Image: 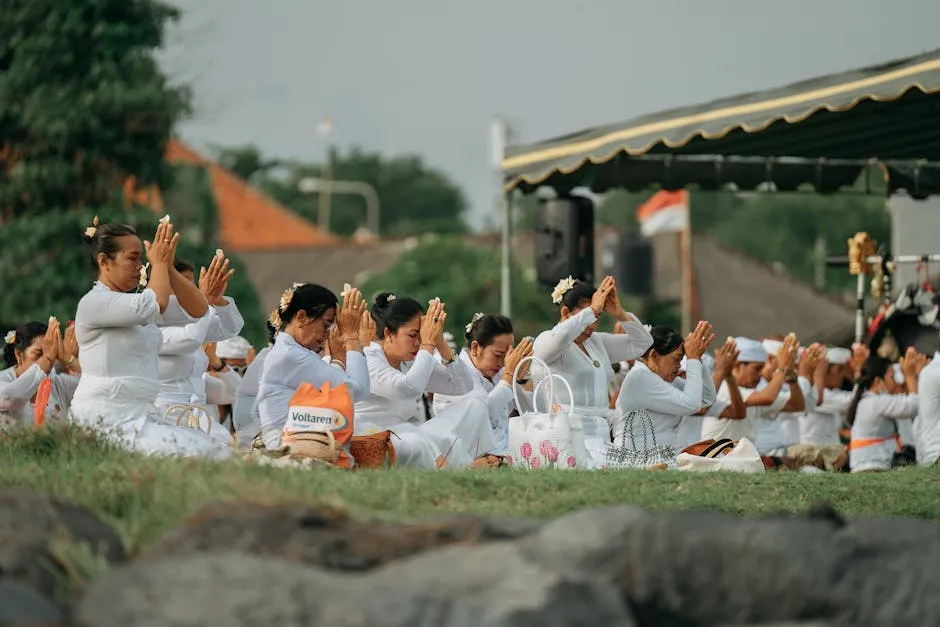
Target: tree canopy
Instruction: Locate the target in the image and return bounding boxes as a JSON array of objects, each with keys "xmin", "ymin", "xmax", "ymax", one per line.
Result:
[
  {"xmin": 0, "ymin": 0, "xmax": 190, "ymax": 216},
  {"xmin": 212, "ymin": 144, "xmax": 470, "ymax": 237}
]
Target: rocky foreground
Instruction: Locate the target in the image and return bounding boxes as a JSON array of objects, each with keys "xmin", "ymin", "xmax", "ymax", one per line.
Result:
[{"xmin": 0, "ymin": 488, "xmax": 937, "ymax": 626}]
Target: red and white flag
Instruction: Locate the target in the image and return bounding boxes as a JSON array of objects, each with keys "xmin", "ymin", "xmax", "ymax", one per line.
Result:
[{"xmin": 636, "ymin": 190, "xmax": 689, "ymax": 237}]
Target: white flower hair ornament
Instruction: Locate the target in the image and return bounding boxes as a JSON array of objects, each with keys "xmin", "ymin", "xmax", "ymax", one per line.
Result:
[
  {"xmin": 4, "ymin": 330, "xmax": 15, "ymax": 345},
  {"xmin": 643, "ymin": 324, "xmax": 653, "ymax": 332},
  {"xmin": 465, "ymin": 312, "xmax": 485, "ymax": 334},
  {"xmin": 551, "ymin": 276, "xmax": 576, "ymax": 305},
  {"xmin": 84, "ymin": 215, "xmax": 99, "ymax": 239},
  {"xmin": 271, "ymin": 283, "xmax": 305, "ymax": 329},
  {"xmin": 386, "ymin": 294, "xmax": 397, "ymax": 302}
]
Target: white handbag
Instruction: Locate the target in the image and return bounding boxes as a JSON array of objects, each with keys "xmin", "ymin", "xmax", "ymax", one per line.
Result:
[
  {"xmin": 676, "ymin": 437, "xmax": 765, "ymax": 473},
  {"xmin": 508, "ymin": 357, "xmax": 581, "ymax": 470},
  {"xmin": 532, "ymin": 374, "xmax": 587, "ymax": 467}
]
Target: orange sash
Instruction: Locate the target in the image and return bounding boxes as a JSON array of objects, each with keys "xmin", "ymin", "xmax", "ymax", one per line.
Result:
[
  {"xmin": 33, "ymin": 378, "xmax": 53, "ymax": 426},
  {"xmin": 848, "ymin": 435, "xmax": 901, "ymax": 452}
]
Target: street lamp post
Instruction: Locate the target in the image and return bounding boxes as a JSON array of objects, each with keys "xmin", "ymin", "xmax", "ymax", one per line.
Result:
[{"xmin": 297, "ymin": 177, "xmax": 381, "ymax": 235}]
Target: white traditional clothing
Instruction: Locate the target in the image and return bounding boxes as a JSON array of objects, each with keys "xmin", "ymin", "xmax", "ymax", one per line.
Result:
[
  {"xmin": 531, "ymin": 308, "xmax": 653, "ymax": 468},
  {"xmin": 800, "ymin": 387, "xmax": 852, "ymax": 445},
  {"xmin": 916, "ymin": 353, "xmax": 940, "ymax": 464},
  {"xmin": 69, "ymin": 283, "xmax": 232, "ymax": 459},
  {"xmin": 615, "ymin": 359, "xmax": 716, "ymax": 450},
  {"xmin": 257, "ymin": 333, "xmax": 369, "ymax": 450},
  {"xmin": 232, "ymin": 347, "xmax": 270, "ymax": 449},
  {"xmin": 432, "ymin": 350, "xmax": 533, "ymax": 454},
  {"xmin": 754, "ymin": 378, "xmax": 814, "ymax": 456},
  {"xmin": 355, "ymin": 344, "xmax": 493, "ymax": 468},
  {"xmin": 0, "ymin": 366, "xmax": 79, "ymax": 425},
  {"xmin": 702, "ymin": 382, "xmax": 788, "ymax": 442},
  {"xmin": 155, "ymin": 296, "xmax": 244, "ymax": 442},
  {"xmin": 849, "ymin": 391, "xmax": 918, "ymax": 472}
]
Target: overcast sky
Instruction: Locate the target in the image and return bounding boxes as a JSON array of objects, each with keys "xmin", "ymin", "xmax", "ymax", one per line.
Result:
[{"xmin": 160, "ymin": 0, "xmax": 940, "ymax": 226}]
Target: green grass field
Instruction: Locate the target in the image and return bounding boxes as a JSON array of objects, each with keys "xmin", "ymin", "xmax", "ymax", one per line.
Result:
[{"xmin": 3, "ymin": 425, "xmax": 940, "ymax": 554}]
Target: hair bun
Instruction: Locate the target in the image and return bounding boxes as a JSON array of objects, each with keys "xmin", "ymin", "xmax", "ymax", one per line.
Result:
[{"xmin": 375, "ymin": 292, "xmax": 397, "ymax": 308}]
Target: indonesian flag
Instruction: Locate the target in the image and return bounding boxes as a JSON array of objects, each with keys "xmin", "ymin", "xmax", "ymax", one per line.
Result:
[{"xmin": 637, "ymin": 190, "xmax": 689, "ymax": 237}]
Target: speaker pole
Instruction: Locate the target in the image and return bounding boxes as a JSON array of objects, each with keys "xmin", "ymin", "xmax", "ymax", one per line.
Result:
[
  {"xmin": 679, "ymin": 199, "xmax": 693, "ymax": 335},
  {"xmin": 493, "ymin": 117, "xmax": 511, "ymax": 317}
]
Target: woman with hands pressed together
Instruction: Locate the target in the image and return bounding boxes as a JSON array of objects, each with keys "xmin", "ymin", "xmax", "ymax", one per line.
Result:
[
  {"xmin": 848, "ymin": 348, "xmax": 926, "ymax": 472},
  {"xmin": 257, "ymin": 283, "xmax": 370, "ymax": 449},
  {"xmin": 0, "ymin": 318, "xmax": 81, "ymax": 426},
  {"xmin": 532, "ymin": 275, "xmax": 654, "ymax": 468},
  {"xmin": 354, "ymin": 294, "xmax": 497, "ymax": 468},
  {"xmin": 70, "ymin": 217, "xmax": 231, "ymax": 459},
  {"xmin": 616, "ymin": 321, "xmax": 717, "ymax": 451},
  {"xmin": 434, "ymin": 314, "xmax": 535, "ymax": 455}
]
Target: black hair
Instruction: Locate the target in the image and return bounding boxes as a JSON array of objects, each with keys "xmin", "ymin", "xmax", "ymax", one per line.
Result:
[
  {"xmin": 265, "ymin": 321, "xmax": 278, "ymax": 345},
  {"xmin": 846, "ymin": 356, "xmax": 890, "ymax": 426},
  {"xmin": 558, "ymin": 279, "xmax": 595, "ymax": 311},
  {"xmin": 372, "ymin": 292, "xmax": 423, "ymax": 339},
  {"xmin": 643, "ymin": 326, "xmax": 684, "ymax": 358},
  {"xmin": 270, "ymin": 283, "xmax": 337, "ymax": 330},
  {"xmin": 465, "ymin": 314, "xmax": 513, "ymax": 348},
  {"xmin": 174, "ymin": 258, "xmax": 194, "ymax": 274},
  {"xmin": 81, "ymin": 220, "xmax": 139, "ymax": 271},
  {"xmin": 4, "ymin": 321, "xmax": 47, "ymax": 369}
]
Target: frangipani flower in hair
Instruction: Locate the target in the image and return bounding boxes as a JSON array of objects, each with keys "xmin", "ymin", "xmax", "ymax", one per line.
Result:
[
  {"xmin": 465, "ymin": 312, "xmax": 485, "ymax": 334},
  {"xmin": 551, "ymin": 276, "xmax": 576, "ymax": 304},
  {"xmin": 4, "ymin": 330, "xmax": 15, "ymax": 345},
  {"xmin": 84, "ymin": 215, "xmax": 99, "ymax": 239}
]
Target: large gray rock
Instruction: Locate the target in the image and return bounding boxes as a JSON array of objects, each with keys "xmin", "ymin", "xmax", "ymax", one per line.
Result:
[
  {"xmin": 78, "ymin": 546, "xmax": 635, "ymax": 627},
  {"xmin": 355, "ymin": 543, "xmax": 634, "ymax": 626},
  {"xmin": 0, "ymin": 581, "xmax": 63, "ymax": 623},
  {"xmin": 0, "ymin": 489, "xmax": 125, "ymax": 602},
  {"xmin": 77, "ymin": 552, "xmax": 343, "ymax": 627},
  {"xmin": 521, "ymin": 506, "xmax": 940, "ymax": 626},
  {"xmin": 142, "ymin": 502, "xmax": 540, "ymax": 572}
]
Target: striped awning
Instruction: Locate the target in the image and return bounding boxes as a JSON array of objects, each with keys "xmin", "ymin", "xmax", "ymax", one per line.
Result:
[{"xmin": 503, "ymin": 48, "xmax": 940, "ymax": 195}]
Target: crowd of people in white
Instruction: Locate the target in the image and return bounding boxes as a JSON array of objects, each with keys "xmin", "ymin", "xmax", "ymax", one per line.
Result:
[{"xmin": 2, "ymin": 215, "xmax": 940, "ymax": 473}]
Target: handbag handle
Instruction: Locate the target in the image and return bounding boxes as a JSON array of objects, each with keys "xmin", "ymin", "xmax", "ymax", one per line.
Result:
[
  {"xmin": 532, "ymin": 374, "xmax": 575, "ymax": 418},
  {"xmin": 513, "ymin": 355, "xmax": 570, "ymax": 417}
]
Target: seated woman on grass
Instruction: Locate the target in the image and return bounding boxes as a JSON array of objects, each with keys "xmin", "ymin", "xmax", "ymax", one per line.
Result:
[
  {"xmin": 354, "ymin": 293, "xmax": 498, "ymax": 469},
  {"xmin": 433, "ymin": 313, "xmax": 534, "ymax": 455},
  {"xmin": 0, "ymin": 319, "xmax": 81, "ymax": 427},
  {"xmin": 847, "ymin": 350, "xmax": 925, "ymax": 473},
  {"xmin": 256, "ymin": 283, "xmax": 370, "ymax": 450},
  {"xmin": 69, "ymin": 216, "xmax": 232, "ymax": 459}
]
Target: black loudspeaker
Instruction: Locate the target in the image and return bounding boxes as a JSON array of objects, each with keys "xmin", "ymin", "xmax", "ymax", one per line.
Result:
[
  {"xmin": 614, "ymin": 236, "xmax": 653, "ymax": 296},
  {"xmin": 534, "ymin": 196, "xmax": 594, "ymax": 287}
]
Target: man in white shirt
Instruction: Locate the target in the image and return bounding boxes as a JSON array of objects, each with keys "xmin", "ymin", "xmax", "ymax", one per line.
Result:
[
  {"xmin": 701, "ymin": 337, "xmax": 793, "ymax": 442},
  {"xmin": 916, "ymin": 345, "xmax": 940, "ymax": 465}
]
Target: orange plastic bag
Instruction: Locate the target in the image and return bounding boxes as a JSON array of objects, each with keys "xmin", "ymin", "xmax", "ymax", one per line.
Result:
[{"xmin": 282, "ymin": 381, "xmax": 354, "ymax": 468}]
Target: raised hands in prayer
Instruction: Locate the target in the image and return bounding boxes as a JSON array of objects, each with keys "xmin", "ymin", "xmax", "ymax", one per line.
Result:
[
  {"xmin": 199, "ymin": 253, "xmax": 235, "ymax": 306},
  {"xmin": 336, "ymin": 287, "xmax": 364, "ymax": 354},
  {"xmin": 776, "ymin": 334, "xmax": 800, "ymax": 373},
  {"xmin": 684, "ymin": 321, "xmax": 715, "ymax": 360},
  {"xmin": 590, "ymin": 276, "xmax": 616, "ymax": 317},
  {"xmin": 502, "ymin": 336, "xmax": 534, "ymax": 384},
  {"xmin": 900, "ymin": 347, "xmax": 928, "ymax": 380},
  {"xmin": 144, "ymin": 220, "xmax": 179, "ymax": 267},
  {"xmin": 358, "ymin": 308, "xmax": 376, "ymax": 347},
  {"xmin": 62, "ymin": 322, "xmax": 80, "ymax": 374},
  {"xmin": 602, "ymin": 277, "xmax": 630, "ymax": 321},
  {"xmin": 421, "ymin": 299, "xmax": 446, "ymax": 349},
  {"xmin": 798, "ymin": 343, "xmax": 826, "ymax": 378},
  {"xmin": 713, "ymin": 337, "xmax": 739, "ymax": 380}
]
